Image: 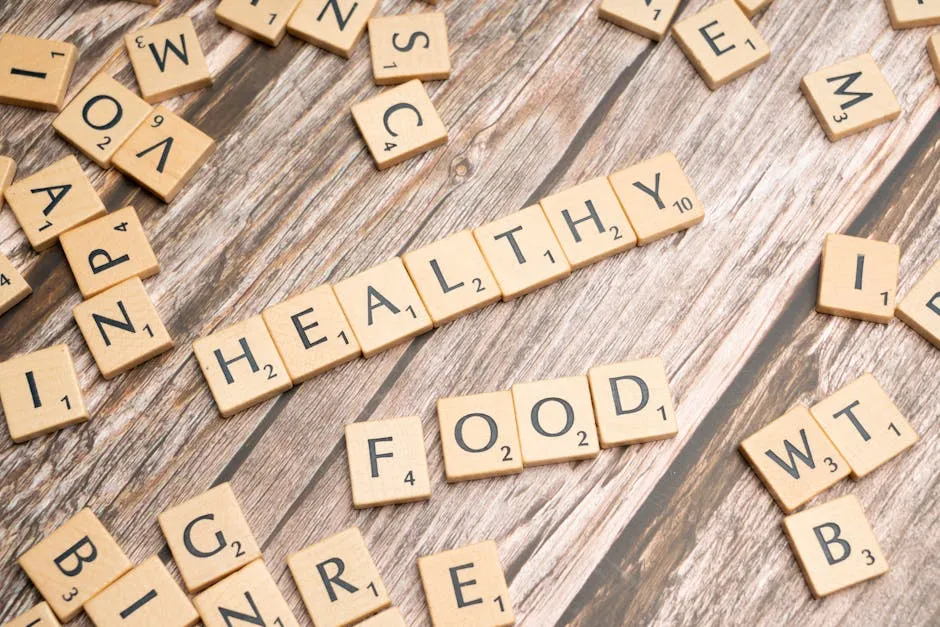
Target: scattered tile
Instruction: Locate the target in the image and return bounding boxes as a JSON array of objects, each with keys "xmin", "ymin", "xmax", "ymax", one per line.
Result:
[
  {"xmin": 930, "ymin": 34, "xmax": 940, "ymax": 83},
  {"xmin": 735, "ymin": 0, "xmax": 773, "ymax": 18},
  {"xmin": 0, "ymin": 252, "xmax": 31, "ymax": 317},
  {"xmin": 885, "ymin": 0, "xmax": 940, "ymax": 28},
  {"xmin": 0, "ymin": 34, "xmax": 77, "ymax": 111},
  {"xmin": 4, "ymin": 602, "xmax": 61, "ymax": 627},
  {"xmin": 193, "ymin": 560, "xmax": 300, "ymax": 627},
  {"xmin": 895, "ymin": 258, "xmax": 940, "ymax": 348},
  {"xmin": 511, "ymin": 376, "xmax": 600, "ymax": 466},
  {"xmin": 0, "ymin": 154, "xmax": 17, "ymax": 197},
  {"xmin": 357, "ymin": 607, "xmax": 407, "ymax": 627},
  {"xmin": 369, "ymin": 12, "xmax": 451, "ymax": 85},
  {"xmin": 816, "ymin": 233, "xmax": 900, "ymax": 323},
  {"xmin": 437, "ymin": 390, "xmax": 523, "ymax": 482},
  {"xmin": 598, "ymin": 0, "xmax": 682, "ymax": 42},
  {"xmin": 216, "ymin": 0, "xmax": 304, "ymax": 46},
  {"xmin": 124, "ymin": 16, "xmax": 213, "ymax": 103},
  {"xmin": 288, "ymin": 0, "xmax": 380, "ymax": 58},
  {"xmin": 345, "ymin": 415, "xmax": 431, "ymax": 508}
]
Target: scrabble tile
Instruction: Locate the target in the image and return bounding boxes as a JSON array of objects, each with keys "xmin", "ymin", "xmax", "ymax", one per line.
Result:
[
  {"xmin": 262, "ymin": 284, "xmax": 361, "ymax": 383},
  {"xmin": 157, "ymin": 483, "xmax": 262, "ymax": 593},
  {"xmin": 357, "ymin": 607, "xmax": 406, "ymax": 627},
  {"xmin": 288, "ymin": 0, "xmax": 380, "ymax": 58},
  {"xmin": 539, "ymin": 176, "xmax": 637, "ymax": 269},
  {"xmin": 473, "ymin": 205, "xmax": 571, "ymax": 300},
  {"xmin": 402, "ymin": 230, "xmax": 501, "ymax": 326},
  {"xmin": 351, "ymin": 80, "xmax": 448, "ymax": 170},
  {"xmin": 4, "ymin": 155, "xmax": 106, "ymax": 251},
  {"xmin": 885, "ymin": 0, "xmax": 940, "ymax": 28},
  {"xmin": 782, "ymin": 494, "xmax": 888, "ymax": 598},
  {"xmin": 0, "ymin": 154, "xmax": 16, "ymax": 198},
  {"xmin": 345, "ymin": 415, "xmax": 431, "ymax": 508},
  {"xmin": 0, "ymin": 35, "xmax": 77, "ymax": 111},
  {"xmin": 437, "ymin": 390, "xmax": 523, "ymax": 482},
  {"xmin": 59, "ymin": 206, "xmax": 159, "ymax": 298},
  {"xmin": 83, "ymin": 555, "xmax": 199, "ymax": 627},
  {"xmin": 734, "ymin": 0, "xmax": 773, "ymax": 18},
  {"xmin": 369, "ymin": 12, "xmax": 451, "ymax": 85},
  {"xmin": 896, "ymin": 259, "xmax": 940, "ymax": 347},
  {"xmin": 287, "ymin": 527, "xmax": 391, "ymax": 627},
  {"xmin": 810, "ymin": 373, "xmax": 919, "ymax": 479},
  {"xmin": 607, "ymin": 152, "xmax": 703, "ymax": 246},
  {"xmin": 672, "ymin": 0, "xmax": 770, "ymax": 90},
  {"xmin": 816, "ymin": 233, "xmax": 900, "ymax": 323},
  {"xmin": 587, "ymin": 357, "xmax": 678, "ymax": 448},
  {"xmin": 0, "ymin": 345, "xmax": 88, "ymax": 443},
  {"xmin": 801, "ymin": 55, "xmax": 900, "ymax": 142},
  {"xmin": 598, "ymin": 0, "xmax": 682, "ymax": 42},
  {"xmin": 0, "ymin": 252, "xmax": 31, "ymax": 316},
  {"xmin": 124, "ymin": 17, "xmax": 212, "ymax": 103},
  {"xmin": 511, "ymin": 376, "xmax": 600, "ymax": 466},
  {"xmin": 216, "ymin": 0, "xmax": 303, "ymax": 46},
  {"xmin": 18, "ymin": 509, "xmax": 132, "ymax": 621},
  {"xmin": 739, "ymin": 406, "xmax": 850, "ymax": 513},
  {"xmin": 73, "ymin": 278, "xmax": 173, "ymax": 380},
  {"xmin": 418, "ymin": 541, "xmax": 513, "ymax": 627},
  {"xmin": 112, "ymin": 106, "xmax": 216, "ymax": 202},
  {"xmin": 334, "ymin": 257, "xmax": 433, "ymax": 358},
  {"xmin": 930, "ymin": 34, "xmax": 940, "ymax": 84},
  {"xmin": 52, "ymin": 74, "xmax": 153, "ymax": 169},
  {"xmin": 4, "ymin": 602, "xmax": 61, "ymax": 627},
  {"xmin": 193, "ymin": 560, "xmax": 299, "ymax": 627}
]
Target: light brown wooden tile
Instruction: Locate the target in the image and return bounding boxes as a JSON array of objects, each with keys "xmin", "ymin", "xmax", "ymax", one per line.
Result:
[
  {"xmin": 739, "ymin": 406, "xmax": 850, "ymax": 514},
  {"xmin": 0, "ymin": 34, "xmax": 77, "ymax": 111},
  {"xmin": 4, "ymin": 155, "xmax": 106, "ymax": 251},
  {"xmin": 0, "ymin": 252, "xmax": 31, "ymax": 317},
  {"xmin": 402, "ymin": 230, "xmax": 501, "ymax": 326},
  {"xmin": 18, "ymin": 509, "xmax": 132, "ymax": 621},
  {"xmin": 157, "ymin": 483, "xmax": 262, "ymax": 593},
  {"xmin": 288, "ymin": 0, "xmax": 380, "ymax": 58},
  {"xmin": 598, "ymin": 0, "xmax": 681, "ymax": 42},
  {"xmin": 437, "ymin": 390, "xmax": 523, "ymax": 482},
  {"xmin": 112, "ymin": 106, "xmax": 216, "ymax": 203},
  {"xmin": 59, "ymin": 206, "xmax": 159, "ymax": 298},
  {"xmin": 216, "ymin": 0, "xmax": 303, "ymax": 46},
  {"xmin": 345, "ymin": 415, "xmax": 431, "ymax": 508},
  {"xmin": 351, "ymin": 79, "xmax": 448, "ymax": 169},
  {"xmin": 782, "ymin": 494, "xmax": 888, "ymax": 598},
  {"xmin": 418, "ymin": 541, "xmax": 513, "ymax": 627},
  {"xmin": 607, "ymin": 152, "xmax": 704, "ymax": 245},
  {"xmin": 4, "ymin": 602, "xmax": 61, "ymax": 627},
  {"xmin": 734, "ymin": 0, "xmax": 773, "ymax": 17},
  {"xmin": 885, "ymin": 0, "xmax": 940, "ymax": 28},
  {"xmin": 800, "ymin": 54, "xmax": 900, "ymax": 142},
  {"xmin": 262, "ymin": 284, "xmax": 361, "ymax": 383},
  {"xmin": 73, "ymin": 277, "xmax": 173, "ymax": 380},
  {"xmin": 124, "ymin": 16, "xmax": 212, "ymax": 103},
  {"xmin": 810, "ymin": 373, "xmax": 919, "ymax": 479},
  {"xmin": 193, "ymin": 560, "xmax": 299, "ymax": 627},
  {"xmin": 357, "ymin": 607, "xmax": 406, "ymax": 627},
  {"xmin": 930, "ymin": 34, "xmax": 940, "ymax": 84},
  {"xmin": 816, "ymin": 233, "xmax": 900, "ymax": 323},
  {"xmin": 511, "ymin": 375, "xmax": 599, "ymax": 466},
  {"xmin": 287, "ymin": 527, "xmax": 391, "ymax": 627},
  {"xmin": 83, "ymin": 555, "xmax": 199, "ymax": 627},
  {"xmin": 672, "ymin": 0, "xmax": 770, "ymax": 90},
  {"xmin": 588, "ymin": 356, "xmax": 678, "ymax": 448},
  {"xmin": 540, "ymin": 176, "xmax": 636, "ymax": 269},
  {"xmin": 334, "ymin": 257, "xmax": 433, "ymax": 358},
  {"xmin": 0, "ymin": 344, "xmax": 88, "ymax": 443},
  {"xmin": 369, "ymin": 12, "xmax": 450, "ymax": 85},
  {"xmin": 896, "ymin": 258, "xmax": 940, "ymax": 347},
  {"xmin": 52, "ymin": 74, "xmax": 153, "ymax": 168},
  {"xmin": 473, "ymin": 205, "xmax": 571, "ymax": 300},
  {"xmin": 0, "ymin": 154, "xmax": 16, "ymax": 198}
]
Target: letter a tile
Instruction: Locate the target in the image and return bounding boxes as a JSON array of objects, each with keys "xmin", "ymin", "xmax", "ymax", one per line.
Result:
[
  {"xmin": 193, "ymin": 560, "xmax": 300, "ymax": 627},
  {"xmin": 216, "ymin": 0, "xmax": 304, "ymax": 46},
  {"xmin": 0, "ymin": 34, "xmax": 77, "ymax": 111},
  {"xmin": 896, "ymin": 259, "xmax": 940, "ymax": 348},
  {"xmin": 816, "ymin": 233, "xmax": 899, "ymax": 323},
  {"xmin": 511, "ymin": 376, "xmax": 600, "ymax": 466},
  {"xmin": 5, "ymin": 602, "xmax": 61, "ymax": 627},
  {"xmin": 288, "ymin": 0, "xmax": 380, "ymax": 58},
  {"xmin": 345, "ymin": 415, "xmax": 431, "ymax": 508},
  {"xmin": 437, "ymin": 390, "xmax": 523, "ymax": 482},
  {"xmin": 0, "ymin": 252, "xmax": 31, "ymax": 317},
  {"xmin": 124, "ymin": 16, "xmax": 213, "ymax": 103},
  {"xmin": 598, "ymin": 0, "xmax": 682, "ymax": 42},
  {"xmin": 588, "ymin": 357, "xmax": 678, "ymax": 447}
]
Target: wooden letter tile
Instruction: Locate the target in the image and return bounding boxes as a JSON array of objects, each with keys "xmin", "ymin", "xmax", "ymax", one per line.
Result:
[
  {"xmin": 809, "ymin": 373, "xmax": 918, "ymax": 479},
  {"xmin": 124, "ymin": 17, "xmax": 213, "ymax": 103},
  {"xmin": 739, "ymin": 406, "xmax": 850, "ymax": 513},
  {"xmin": 83, "ymin": 555, "xmax": 199, "ymax": 627},
  {"xmin": 607, "ymin": 152, "xmax": 704, "ymax": 245},
  {"xmin": 345, "ymin": 415, "xmax": 431, "ymax": 508},
  {"xmin": 418, "ymin": 541, "xmax": 513, "ymax": 627},
  {"xmin": 0, "ymin": 34, "xmax": 77, "ymax": 111},
  {"xmin": 18, "ymin": 509, "xmax": 132, "ymax": 621},
  {"xmin": 0, "ymin": 345, "xmax": 88, "ymax": 443},
  {"xmin": 52, "ymin": 74, "xmax": 153, "ymax": 168},
  {"xmin": 288, "ymin": 0, "xmax": 380, "ymax": 58},
  {"xmin": 896, "ymin": 258, "xmax": 939, "ymax": 347},
  {"xmin": 357, "ymin": 607, "xmax": 406, "ymax": 627},
  {"xmin": 540, "ymin": 176, "xmax": 637, "ymax": 269},
  {"xmin": 60, "ymin": 206, "xmax": 159, "ymax": 298},
  {"xmin": 157, "ymin": 483, "xmax": 262, "ymax": 593},
  {"xmin": 4, "ymin": 155, "xmax": 106, "ymax": 251},
  {"xmin": 930, "ymin": 34, "xmax": 940, "ymax": 84},
  {"xmin": 816, "ymin": 233, "xmax": 900, "ymax": 323},
  {"xmin": 0, "ymin": 154, "xmax": 16, "ymax": 197},
  {"xmin": 734, "ymin": 0, "xmax": 773, "ymax": 18},
  {"xmin": 473, "ymin": 205, "xmax": 571, "ymax": 300},
  {"xmin": 885, "ymin": 0, "xmax": 940, "ymax": 28},
  {"xmin": 193, "ymin": 560, "xmax": 299, "ymax": 627},
  {"xmin": 598, "ymin": 0, "xmax": 681, "ymax": 42},
  {"xmin": 672, "ymin": 0, "xmax": 770, "ymax": 90},
  {"xmin": 511, "ymin": 376, "xmax": 600, "ymax": 466},
  {"xmin": 801, "ymin": 54, "xmax": 900, "ymax": 141},
  {"xmin": 369, "ymin": 12, "xmax": 451, "ymax": 85},
  {"xmin": 588, "ymin": 356, "xmax": 678, "ymax": 448},
  {"xmin": 262, "ymin": 284, "xmax": 361, "ymax": 383},
  {"xmin": 0, "ymin": 252, "xmax": 31, "ymax": 316},
  {"xmin": 782, "ymin": 494, "xmax": 888, "ymax": 598},
  {"xmin": 402, "ymin": 230, "xmax": 501, "ymax": 326},
  {"xmin": 5, "ymin": 602, "xmax": 61, "ymax": 627},
  {"xmin": 216, "ymin": 0, "xmax": 304, "ymax": 46},
  {"xmin": 334, "ymin": 257, "xmax": 433, "ymax": 358},
  {"xmin": 112, "ymin": 106, "xmax": 216, "ymax": 202},
  {"xmin": 287, "ymin": 527, "xmax": 391, "ymax": 627},
  {"xmin": 437, "ymin": 390, "xmax": 523, "ymax": 482}
]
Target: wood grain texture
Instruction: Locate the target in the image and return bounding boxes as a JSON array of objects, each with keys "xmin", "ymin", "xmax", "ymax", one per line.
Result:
[{"xmin": 1, "ymin": 0, "xmax": 937, "ymax": 625}]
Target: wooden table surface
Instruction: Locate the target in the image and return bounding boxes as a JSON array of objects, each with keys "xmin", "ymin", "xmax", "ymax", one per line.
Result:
[{"xmin": 1, "ymin": 0, "xmax": 938, "ymax": 624}]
